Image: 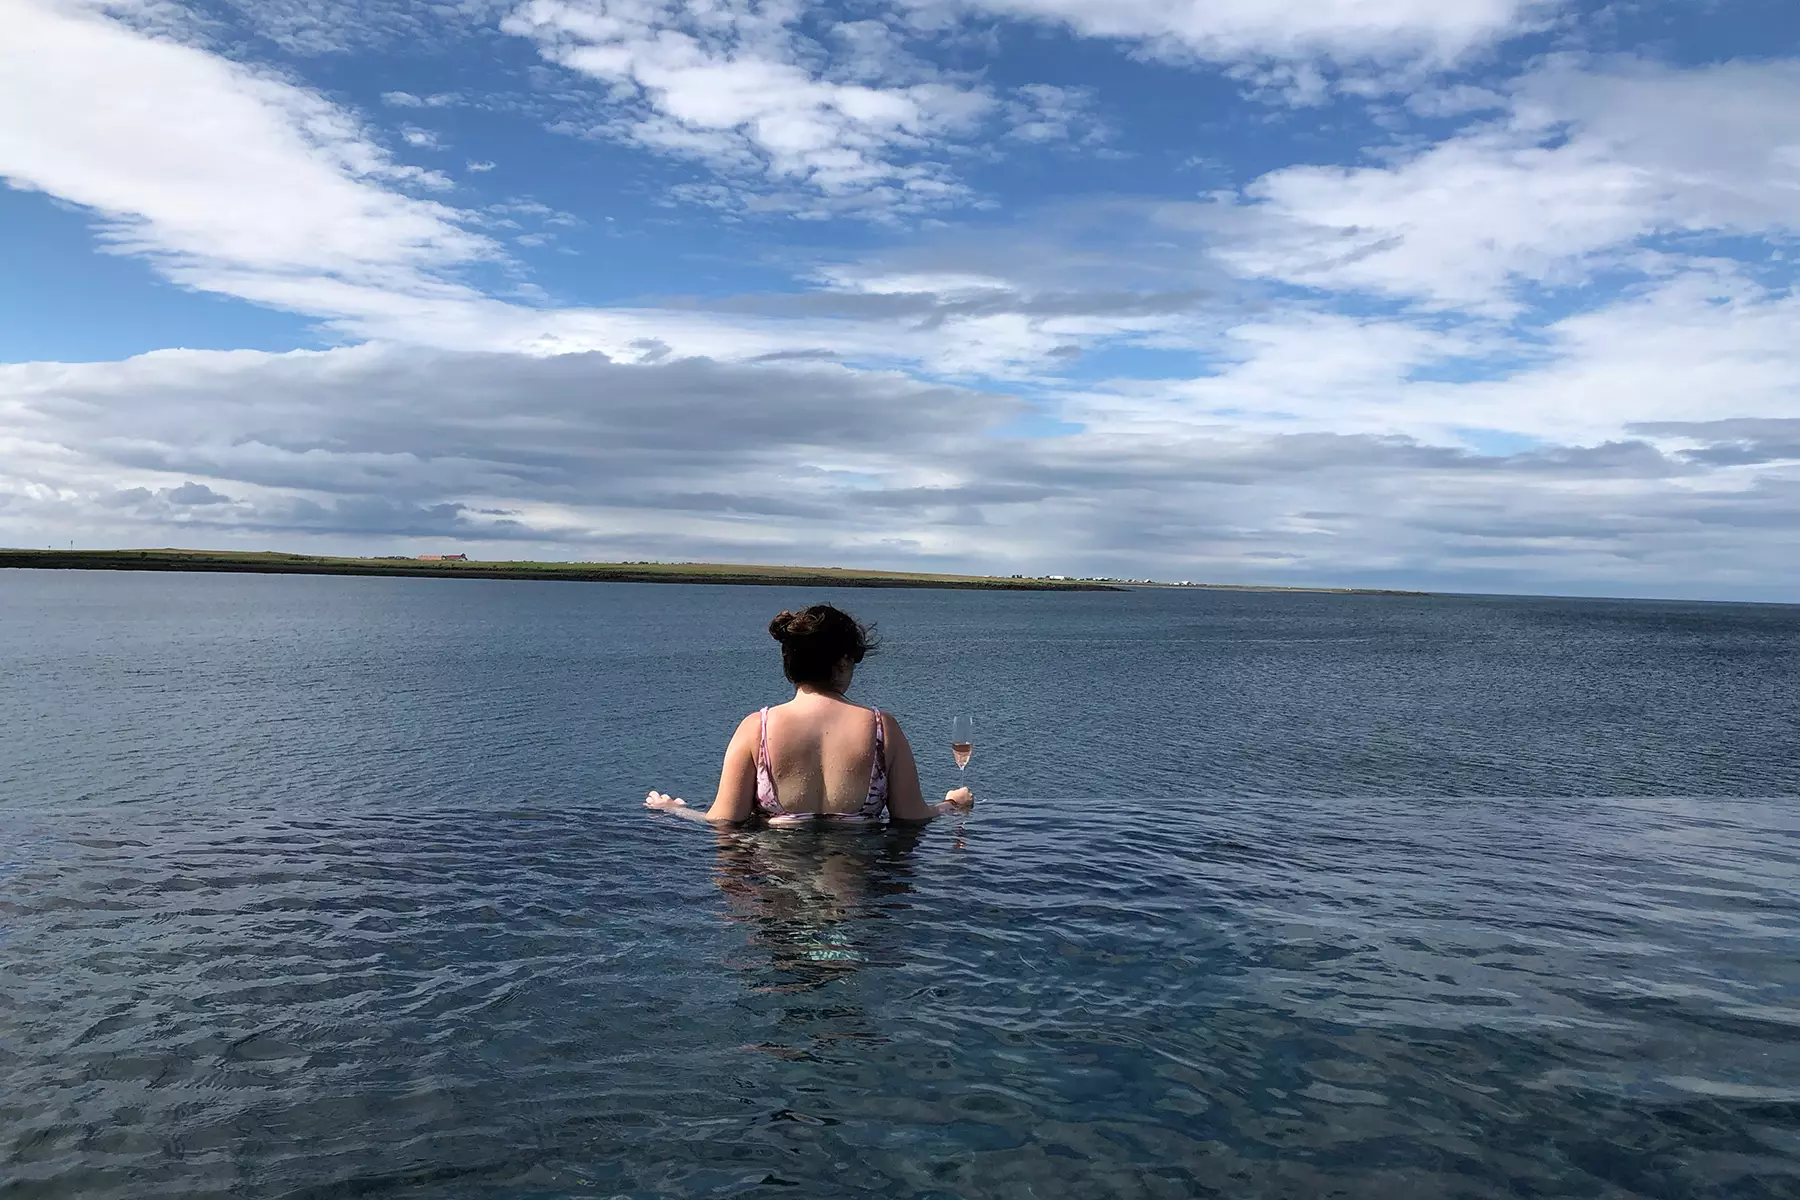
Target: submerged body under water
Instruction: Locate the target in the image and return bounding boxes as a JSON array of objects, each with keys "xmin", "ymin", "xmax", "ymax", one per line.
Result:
[{"xmin": 2, "ymin": 570, "xmax": 1797, "ymax": 1197}]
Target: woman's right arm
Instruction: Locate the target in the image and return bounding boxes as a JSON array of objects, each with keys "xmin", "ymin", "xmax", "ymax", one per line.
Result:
[{"xmin": 881, "ymin": 713, "xmax": 974, "ymax": 822}]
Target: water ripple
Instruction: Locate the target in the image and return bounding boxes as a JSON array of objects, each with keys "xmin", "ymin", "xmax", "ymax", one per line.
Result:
[
  {"xmin": 5, "ymin": 574, "xmax": 1800, "ymax": 1197},
  {"xmin": 0, "ymin": 796, "xmax": 1794, "ymax": 1198}
]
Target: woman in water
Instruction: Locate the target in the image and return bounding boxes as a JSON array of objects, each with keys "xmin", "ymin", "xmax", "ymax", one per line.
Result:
[{"xmin": 646, "ymin": 605, "xmax": 974, "ymax": 824}]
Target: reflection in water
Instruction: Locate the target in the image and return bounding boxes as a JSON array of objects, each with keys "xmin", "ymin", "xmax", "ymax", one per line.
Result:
[{"xmin": 710, "ymin": 824, "xmax": 928, "ymax": 1062}]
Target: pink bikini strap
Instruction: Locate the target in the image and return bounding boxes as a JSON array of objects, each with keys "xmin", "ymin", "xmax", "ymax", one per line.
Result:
[{"xmin": 756, "ymin": 707, "xmax": 782, "ymax": 813}]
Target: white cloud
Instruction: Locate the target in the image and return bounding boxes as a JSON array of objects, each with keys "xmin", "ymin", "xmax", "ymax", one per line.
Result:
[
  {"xmin": 4, "ymin": 342, "xmax": 1796, "ymax": 597},
  {"xmin": 1057, "ymin": 308, "xmax": 1483, "ymax": 435},
  {"xmin": 1048, "ymin": 266, "xmax": 1800, "ymax": 466},
  {"xmin": 503, "ymin": 0, "xmax": 1006, "ymax": 214},
  {"xmin": 1516, "ymin": 58, "xmax": 1800, "ymax": 238},
  {"xmin": 140, "ymin": 0, "xmax": 512, "ymax": 55},
  {"xmin": 1217, "ymin": 133, "xmax": 1648, "ymax": 311},
  {"xmin": 813, "ymin": 188, "xmax": 1800, "ymax": 448},
  {"xmin": 901, "ymin": 0, "xmax": 1555, "ymax": 70},
  {"xmin": 1004, "ymin": 83, "xmax": 1106, "ymax": 144},
  {"xmin": 1427, "ymin": 271, "xmax": 1800, "ymax": 444},
  {"xmin": 0, "ymin": 344, "xmax": 1019, "ymax": 551},
  {"xmin": 30, "ymin": 9, "xmax": 1783, "ymax": 448},
  {"xmin": 382, "ymin": 89, "xmax": 461, "ymax": 107},
  {"xmin": 1404, "ymin": 83, "xmax": 1506, "ymax": 117},
  {"xmin": 0, "ymin": 0, "xmax": 495, "ymax": 306},
  {"xmin": 162, "ymin": 480, "xmax": 232, "ymax": 505},
  {"xmin": 1205, "ymin": 58, "xmax": 1800, "ymax": 310}
]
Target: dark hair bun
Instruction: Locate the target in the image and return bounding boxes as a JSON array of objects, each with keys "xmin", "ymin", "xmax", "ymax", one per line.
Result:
[
  {"xmin": 768, "ymin": 604, "xmax": 878, "ymax": 687},
  {"xmin": 768, "ymin": 609, "xmax": 815, "ymax": 643}
]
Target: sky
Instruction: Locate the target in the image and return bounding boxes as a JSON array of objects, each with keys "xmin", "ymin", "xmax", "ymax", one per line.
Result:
[{"xmin": 2, "ymin": 0, "xmax": 1799, "ymax": 599}]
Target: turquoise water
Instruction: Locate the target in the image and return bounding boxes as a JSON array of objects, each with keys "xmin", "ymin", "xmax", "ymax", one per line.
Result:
[{"xmin": 2, "ymin": 571, "xmax": 1798, "ymax": 1197}]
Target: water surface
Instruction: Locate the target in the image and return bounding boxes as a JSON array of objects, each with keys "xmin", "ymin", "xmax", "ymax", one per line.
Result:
[{"xmin": 2, "ymin": 571, "xmax": 1797, "ymax": 1197}]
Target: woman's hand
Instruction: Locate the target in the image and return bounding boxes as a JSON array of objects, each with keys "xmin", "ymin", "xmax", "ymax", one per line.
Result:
[
  {"xmin": 645, "ymin": 790, "xmax": 688, "ymax": 810},
  {"xmin": 944, "ymin": 787, "xmax": 974, "ymax": 810}
]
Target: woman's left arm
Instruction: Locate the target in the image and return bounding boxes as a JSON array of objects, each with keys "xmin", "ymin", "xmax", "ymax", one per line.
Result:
[
  {"xmin": 881, "ymin": 714, "xmax": 974, "ymax": 822},
  {"xmin": 646, "ymin": 713, "xmax": 760, "ymax": 824}
]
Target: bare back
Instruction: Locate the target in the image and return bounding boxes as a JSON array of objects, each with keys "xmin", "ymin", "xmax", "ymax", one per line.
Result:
[
  {"xmin": 761, "ymin": 696, "xmax": 885, "ymax": 818},
  {"xmin": 702, "ymin": 691, "xmax": 936, "ymax": 823}
]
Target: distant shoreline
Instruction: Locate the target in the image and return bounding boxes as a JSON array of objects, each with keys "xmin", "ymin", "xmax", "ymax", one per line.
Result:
[
  {"xmin": 1136, "ymin": 581, "xmax": 1430, "ymax": 597},
  {"xmin": 0, "ymin": 548, "xmax": 1120, "ymax": 591},
  {"xmin": 0, "ymin": 548, "xmax": 1433, "ymax": 596}
]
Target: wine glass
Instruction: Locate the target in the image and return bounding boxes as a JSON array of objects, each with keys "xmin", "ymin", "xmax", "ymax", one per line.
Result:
[{"xmin": 950, "ymin": 715, "xmax": 975, "ymax": 771}]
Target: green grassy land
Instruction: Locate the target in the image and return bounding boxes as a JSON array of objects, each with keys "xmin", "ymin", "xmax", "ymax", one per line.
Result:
[{"xmin": 0, "ymin": 548, "xmax": 1120, "ymax": 591}]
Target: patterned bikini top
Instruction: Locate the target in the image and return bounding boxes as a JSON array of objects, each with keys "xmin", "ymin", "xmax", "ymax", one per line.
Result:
[{"xmin": 754, "ymin": 706, "xmax": 888, "ymax": 823}]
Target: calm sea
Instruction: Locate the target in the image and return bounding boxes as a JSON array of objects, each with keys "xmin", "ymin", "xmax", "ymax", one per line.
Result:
[{"xmin": 2, "ymin": 570, "xmax": 1797, "ymax": 1198}]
